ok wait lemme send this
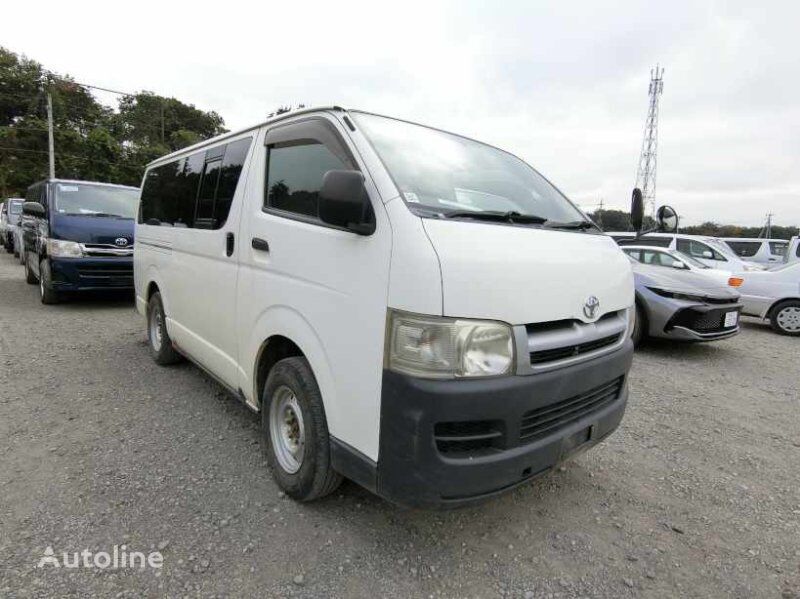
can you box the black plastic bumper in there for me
[50,257,134,290]
[355,340,633,508]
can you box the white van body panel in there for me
[425,221,633,324]
[384,197,443,315]
[236,117,392,460]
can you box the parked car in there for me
[620,244,742,288]
[629,256,742,346]
[1,198,24,254]
[21,179,140,304]
[609,232,765,272]
[736,261,800,335]
[134,106,667,508]
[721,237,788,265]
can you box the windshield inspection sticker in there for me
[58,185,79,192]
[403,192,420,203]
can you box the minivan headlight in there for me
[46,239,83,258]
[386,310,514,379]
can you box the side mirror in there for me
[22,201,45,217]
[702,250,713,259]
[318,170,375,235]
[656,205,678,232]
[671,259,686,269]
[630,188,644,232]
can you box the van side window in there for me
[768,242,787,256]
[263,119,355,221]
[139,137,252,229]
[195,158,222,228]
[215,137,252,227]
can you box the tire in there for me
[147,292,183,365]
[631,302,646,347]
[24,254,37,284]
[39,258,60,304]
[769,300,800,336]
[261,357,342,501]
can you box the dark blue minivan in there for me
[21,179,140,304]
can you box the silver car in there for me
[630,257,742,346]
[736,261,800,335]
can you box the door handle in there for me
[226,232,235,257]
[251,237,270,252]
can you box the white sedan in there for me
[736,261,800,335]
[621,245,741,288]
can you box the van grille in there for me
[519,377,624,444]
[530,333,621,365]
[76,262,133,287]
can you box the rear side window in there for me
[139,137,252,229]
[263,119,356,221]
[725,241,761,257]
[769,242,787,256]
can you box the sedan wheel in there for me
[771,301,800,336]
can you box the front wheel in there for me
[261,357,342,501]
[39,259,60,304]
[770,300,800,336]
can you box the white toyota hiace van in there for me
[134,107,635,507]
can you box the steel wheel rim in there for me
[269,386,305,474]
[150,309,163,351]
[776,306,800,332]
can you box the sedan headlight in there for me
[646,287,706,303]
[386,310,514,379]
[46,238,83,258]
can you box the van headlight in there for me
[386,310,514,379]
[46,239,83,258]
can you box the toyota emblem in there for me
[115,238,129,247]
[583,296,600,319]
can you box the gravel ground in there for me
[0,250,798,598]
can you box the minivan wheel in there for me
[24,255,37,284]
[39,259,60,304]
[770,300,800,336]
[147,292,182,365]
[262,357,342,501]
[631,303,645,347]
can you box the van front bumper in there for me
[368,340,632,508]
[49,257,134,291]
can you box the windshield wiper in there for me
[82,212,127,218]
[442,210,548,224]
[544,220,597,231]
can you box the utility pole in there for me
[634,66,664,218]
[759,213,773,239]
[597,199,604,228]
[46,91,55,179]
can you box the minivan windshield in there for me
[352,112,588,225]
[54,183,139,219]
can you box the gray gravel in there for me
[0,250,798,598]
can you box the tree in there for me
[0,46,227,197]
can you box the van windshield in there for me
[55,183,139,219]
[352,112,587,225]
[9,202,22,214]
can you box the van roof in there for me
[28,179,139,191]
[147,105,347,168]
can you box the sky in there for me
[4,0,799,226]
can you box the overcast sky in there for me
[5,0,799,226]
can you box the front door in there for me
[236,115,392,459]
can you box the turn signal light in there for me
[728,276,744,287]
